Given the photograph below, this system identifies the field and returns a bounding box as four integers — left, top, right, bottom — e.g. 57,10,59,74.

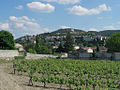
13,59,120,90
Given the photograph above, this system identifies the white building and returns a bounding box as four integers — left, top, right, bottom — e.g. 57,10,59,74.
87,48,93,53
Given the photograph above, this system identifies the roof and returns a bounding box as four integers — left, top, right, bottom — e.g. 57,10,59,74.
83,47,97,50
15,43,23,48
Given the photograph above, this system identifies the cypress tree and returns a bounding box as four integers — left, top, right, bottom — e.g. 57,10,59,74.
64,32,74,53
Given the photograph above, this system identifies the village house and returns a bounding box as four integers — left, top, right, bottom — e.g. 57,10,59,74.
68,46,120,61
15,43,26,56
77,47,96,53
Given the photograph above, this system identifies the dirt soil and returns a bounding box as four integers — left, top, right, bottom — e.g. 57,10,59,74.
0,61,62,90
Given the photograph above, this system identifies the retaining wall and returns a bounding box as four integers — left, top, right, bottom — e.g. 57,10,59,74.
0,50,19,60
68,52,120,61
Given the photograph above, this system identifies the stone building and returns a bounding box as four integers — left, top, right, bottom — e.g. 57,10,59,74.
68,47,120,61
15,43,26,56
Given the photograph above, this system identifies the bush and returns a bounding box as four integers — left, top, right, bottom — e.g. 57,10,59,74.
14,56,25,60
28,48,37,54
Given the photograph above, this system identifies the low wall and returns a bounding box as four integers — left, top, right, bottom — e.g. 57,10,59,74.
25,53,57,60
96,53,112,60
113,53,120,61
68,52,120,61
0,50,19,60
79,53,92,60
68,52,92,60
68,52,79,59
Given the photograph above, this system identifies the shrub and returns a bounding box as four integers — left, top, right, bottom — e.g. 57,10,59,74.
14,56,25,60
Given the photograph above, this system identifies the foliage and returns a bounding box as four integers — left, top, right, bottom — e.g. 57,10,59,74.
14,56,25,60
91,50,97,60
0,30,15,50
64,33,74,53
22,35,53,54
106,32,120,52
98,30,120,36
28,48,37,54
56,43,64,53
36,35,52,54
23,43,36,53
14,59,120,89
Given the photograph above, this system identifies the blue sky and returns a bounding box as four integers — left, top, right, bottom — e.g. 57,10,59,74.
0,0,120,38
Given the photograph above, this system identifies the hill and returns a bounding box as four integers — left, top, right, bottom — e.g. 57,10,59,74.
15,28,120,44
98,30,120,36
51,28,85,34
40,28,85,36
88,30,120,36
15,28,86,44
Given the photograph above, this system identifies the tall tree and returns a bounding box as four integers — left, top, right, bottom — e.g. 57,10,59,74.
35,35,52,54
36,35,43,53
64,32,74,53
0,30,15,50
56,43,64,53
106,32,120,52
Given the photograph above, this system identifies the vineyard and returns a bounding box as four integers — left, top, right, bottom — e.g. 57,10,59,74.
13,59,120,90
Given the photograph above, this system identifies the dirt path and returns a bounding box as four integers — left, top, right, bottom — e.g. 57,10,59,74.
0,62,59,90
0,63,24,90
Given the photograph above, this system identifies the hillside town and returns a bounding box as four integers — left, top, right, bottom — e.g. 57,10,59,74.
0,28,119,61
16,28,107,50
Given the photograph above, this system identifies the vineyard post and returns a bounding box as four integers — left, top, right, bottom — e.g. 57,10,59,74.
13,61,16,74
29,76,33,86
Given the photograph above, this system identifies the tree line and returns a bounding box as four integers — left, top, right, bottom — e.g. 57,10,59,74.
1,30,120,53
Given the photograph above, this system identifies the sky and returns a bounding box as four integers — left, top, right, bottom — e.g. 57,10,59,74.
0,0,120,38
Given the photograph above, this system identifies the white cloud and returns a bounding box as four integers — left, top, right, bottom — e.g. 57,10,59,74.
89,28,98,31
103,25,115,30
9,16,41,32
44,0,81,4
16,5,23,10
60,25,71,29
9,16,30,22
44,28,49,31
68,4,111,16
27,2,55,13
0,16,45,38
0,23,9,29
15,23,24,28
9,16,18,21
117,22,120,24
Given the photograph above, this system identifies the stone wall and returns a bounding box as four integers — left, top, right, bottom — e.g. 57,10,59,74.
68,52,79,59
25,53,57,60
96,53,112,60
79,53,92,60
0,50,19,60
68,52,120,61
68,52,92,60
113,53,120,61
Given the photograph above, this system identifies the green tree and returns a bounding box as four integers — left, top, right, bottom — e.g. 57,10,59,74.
35,35,52,54
28,48,37,54
106,32,120,52
0,30,15,50
64,32,74,53
23,42,36,53
56,43,64,53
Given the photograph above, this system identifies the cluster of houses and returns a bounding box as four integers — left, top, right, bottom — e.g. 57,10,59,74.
16,29,106,50
44,35,106,48
68,46,120,61
13,29,120,61
16,35,36,44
